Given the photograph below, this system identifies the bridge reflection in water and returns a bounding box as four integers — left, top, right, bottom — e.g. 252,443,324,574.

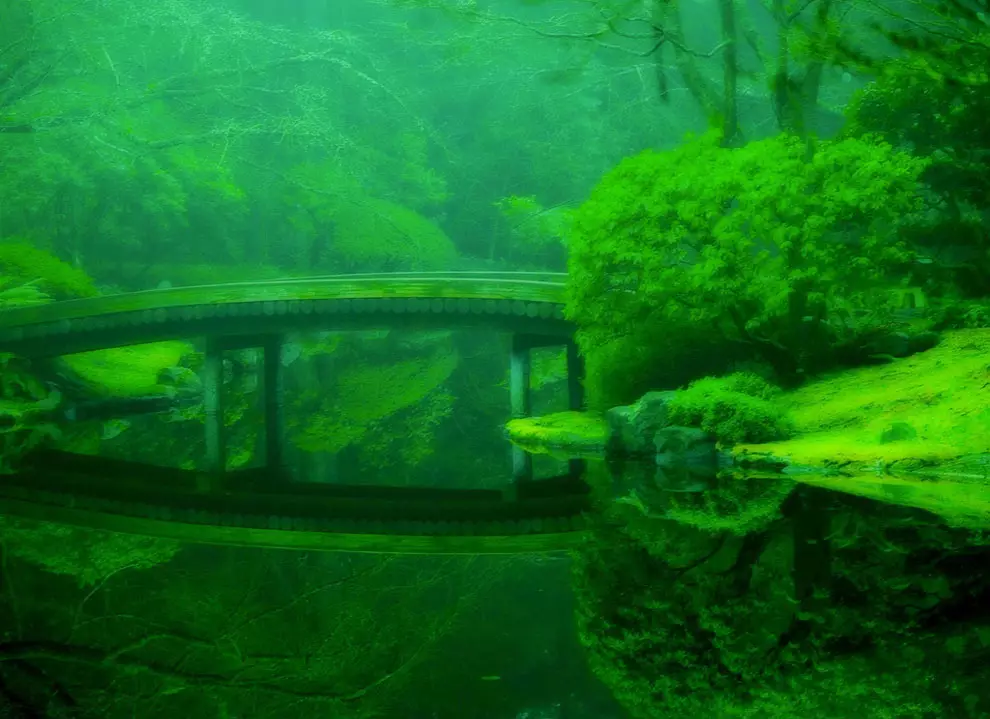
0,272,589,554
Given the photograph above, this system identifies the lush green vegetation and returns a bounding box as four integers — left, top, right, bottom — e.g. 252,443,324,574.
566,131,929,405
2,0,989,716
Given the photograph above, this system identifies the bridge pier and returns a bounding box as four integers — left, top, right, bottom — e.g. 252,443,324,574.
508,335,585,487
566,340,585,413
202,334,286,481
260,335,286,472
509,335,534,485
509,335,533,419
203,337,226,477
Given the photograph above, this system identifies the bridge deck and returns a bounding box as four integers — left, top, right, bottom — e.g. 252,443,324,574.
0,451,593,554
0,272,572,357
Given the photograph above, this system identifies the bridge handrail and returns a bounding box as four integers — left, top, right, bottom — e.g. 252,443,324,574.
280,270,568,280
0,273,569,329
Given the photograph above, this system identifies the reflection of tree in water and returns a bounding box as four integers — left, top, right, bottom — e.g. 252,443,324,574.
0,525,505,718
576,481,990,717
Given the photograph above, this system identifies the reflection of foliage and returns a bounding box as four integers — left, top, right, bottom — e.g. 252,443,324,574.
357,388,455,470
530,346,567,391
0,540,510,718
573,528,794,717
668,373,792,444
809,471,990,530
0,353,61,472
576,487,990,717
609,472,794,549
0,518,180,587
506,411,608,457
0,276,61,468
290,345,458,454
660,480,793,535
567,132,929,384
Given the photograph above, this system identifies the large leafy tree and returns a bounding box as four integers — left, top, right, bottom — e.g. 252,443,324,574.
566,130,928,402
841,20,990,299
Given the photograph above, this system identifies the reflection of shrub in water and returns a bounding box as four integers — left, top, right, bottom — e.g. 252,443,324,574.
576,485,990,718
610,464,795,543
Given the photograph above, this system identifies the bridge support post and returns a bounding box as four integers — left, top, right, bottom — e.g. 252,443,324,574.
203,338,226,477
509,334,533,486
566,340,584,411
260,335,285,474
509,335,532,420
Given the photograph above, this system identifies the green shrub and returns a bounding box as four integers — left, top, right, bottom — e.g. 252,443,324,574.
668,372,792,444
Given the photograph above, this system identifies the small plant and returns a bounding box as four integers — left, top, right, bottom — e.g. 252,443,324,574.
668,372,792,444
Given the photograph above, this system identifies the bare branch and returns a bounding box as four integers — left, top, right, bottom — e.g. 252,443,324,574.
0,641,364,702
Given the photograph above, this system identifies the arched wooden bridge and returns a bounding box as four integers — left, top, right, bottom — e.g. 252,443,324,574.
0,272,591,554
0,271,574,357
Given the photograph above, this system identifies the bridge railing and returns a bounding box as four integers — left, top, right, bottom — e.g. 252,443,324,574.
0,272,569,334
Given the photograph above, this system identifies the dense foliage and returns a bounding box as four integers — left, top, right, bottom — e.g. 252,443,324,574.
566,131,929,400
844,35,990,300
2,0,989,716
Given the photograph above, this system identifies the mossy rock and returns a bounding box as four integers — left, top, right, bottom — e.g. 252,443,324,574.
59,342,194,398
505,411,608,457
734,329,990,470
606,391,677,455
879,421,917,444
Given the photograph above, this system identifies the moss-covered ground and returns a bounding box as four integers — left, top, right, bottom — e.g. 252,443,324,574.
508,328,990,481
735,329,990,470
